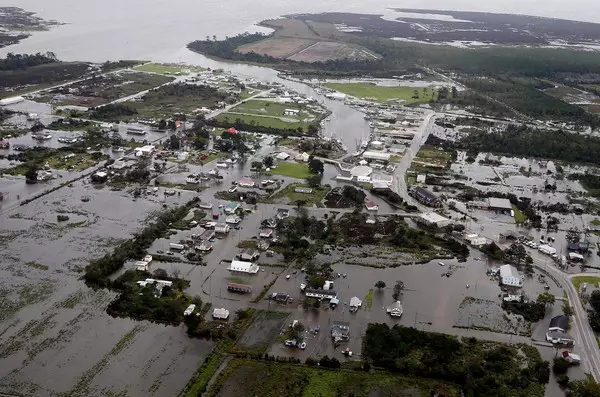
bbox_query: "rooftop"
[488,197,513,210]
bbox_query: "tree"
[537,292,555,306]
[25,165,38,182]
[263,156,274,168]
[308,157,324,174]
[168,134,181,150]
[305,174,322,188]
[375,281,386,291]
[158,119,167,130]
[153,268,168,279]
[392,280,404,301]
[570,377,600,397]
[590,290,600,313]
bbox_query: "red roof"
[227,127,237,134]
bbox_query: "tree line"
[0,52,57,71]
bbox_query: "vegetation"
[363,324,548,397]
[268,162,312,179]
[267,183,330,206]
[502,296,548,323]
[572,276,600,292]
[325,82,437,104]
[204,359,461,397]
[0,52,57,71]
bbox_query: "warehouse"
[417,212,450,228]
[488,198,513,213]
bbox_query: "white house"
[135,145,155,157]
[135,261,149,272]
[227,260,260,274]
[259,228,274,238]
[365,201,379,211]
[212,308,230,320]
[499,264,523,287]
[215,223,230,234]
[276,152,290,161]
[387,301,404,317]
[295,152,310,162]
[349,297,362,312]
[225,215,241,224]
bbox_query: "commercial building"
[417,212,450,228]
[227,260,260,274]
[499,264,523,287]
[362,151,391,162]
[488,197,513,213]
[413,187,441,208]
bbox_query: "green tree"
[308,157,324,174]
[392,280,404,301]
[537,292,555,306]
[570,377,600,397]
[375,281,386,290]
[263,156,274,168]
[25,165,38,182]
[305,174,322,188]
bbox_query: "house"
[416,174,427,184]
[349,297,362,312]
[135,261,149,272]
[365,201,379,211]
[265,218,278,228]
[569,252,584,262]
[276,152,290,161]
[215,223,230,234]
[199,202,213,209]
[283,108,300,116]
[239,248,259,261]
[417,212,450,228]
[91,171,108,183]
[200,229,215,241]
[271,292,290,302]
[186,175,199,184]
[225,215,241,224]
[238,178,255,188]
[136,278,173,296]
[549,315,569,333]
[330,296,340,307]
[370,140,384,150]
[212,308,230,320]
[259,228,274,239]
[110,159,130,170]
[224,202,240,215]
[294,187,313,194]
[295,152,310,162]
[331,321,350,342]
[196,241,213,252]
[227,283,252,294]
[37,170,53,181]
[277,208,290,220]
[387,301,404,317]
[323,281,334,290]
[227,260,260,274]
[464,234,488,247]
[499,264,523,287]
[546,330,575,345]
[304,288,337,300]
[135,145,155,157]
[413,187,441,207]
[488,197,513,213]
[258,240,271,250]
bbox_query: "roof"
[362,151,391,161]
[419,212,449,224]
[387,301,403,312]
[546,330,574,341]
[241,248,258,256]
[500,264,520,279]
[227,127,237,134]
[549,315,569,331]
[350,165,373,177]
[372,180,389,190]
[350,297,362,307]
[228,260,259,274]
[305,288,337,297]
[330,297,340,305]
[488,197,513,210]
[213,308,230,318]
[415,187,438,201]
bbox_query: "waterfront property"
[331,321,350,343]
[304,288,337,300]
[499,264,523,287]
[227,260,260,274]
[227,282,252,294]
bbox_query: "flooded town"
[2,3,600,397]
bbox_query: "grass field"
[325,82,437,104]
[216,113,312,131]
[268,183,329,206]
[572,276,600,292]
[268,162,312,179]
[134,63,202,75]
[206,360,460,397]
[413,146,452,168]
[512,205,527,223]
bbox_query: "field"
[572,276,600,292]
[512,205,527,223]
[134,63,203,75]
[233,311,289,355]
[288,41,378,63]
[33,71,174,107]
[412,146,452,169]
[206,360,460,397]
[325,82,437,104]
[238,38,316,58]
[268,162,312,179]
[268,183,330,206]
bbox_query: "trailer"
[169,243,185,251]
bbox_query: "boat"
[32,133,52,141]
[438,262,445,266]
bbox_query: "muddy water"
[0,180,214,396]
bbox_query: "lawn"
[268,162,312,179]
[572,276,600,292]
[324,82,437,104]
[134,63,202,75]
[512,205,527,223]
[216,112,312,131]
[591,219,600,226]
[365,288,373,309]
[206,359,460,397]
[268,183,330,206]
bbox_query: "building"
[417,212,450,228]
[135,261,149,272]
[362,151,391,162]
[365,201,379,211]
[416,174,426,184]
[539,245,557,256]
[215,223,230,234]
[225,215,241,224]
[196,241,213,252]
[464,234,487,247]
[227,260,260,274]
[265,218,278,228]
[371,180,390,192]
[323,281,334,290]
[283,108,300,116]
[212,308,230,320]
[413,187,441,207]
[227,282,252,294]
[294,187,313,194]
[91,171,108,183]
[276,208,290,219]
[239,248,259,261]
[295,152,310,162]
[349,297,362,312]
[569,252,584,262]
[549,315,569,333]
[304,288,337,300]
[135,145,155,157]
[350,165,373,180]
[259,228,274,238]
[546,330,575,345]
[370,140,384,150]
[499,264,523,287]
[271,292,290,302]
[331,321,350,342]
[238,178,255,188]
[488,197,513,213]
[224,202,240,215]
[386,301,404,317]
[184,304,196,316]
[276,152,290,161]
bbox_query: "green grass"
[591,219,600,226]
[268,162,312,179]
[268,183,329,206]
[572,276,600,292]
[183,340,234,397]
[324,82,437,104]
[134,63,202,75]
[365,289,373,309]
[512,205,528,223]
[216,112,312,131]
[206,359,460,397]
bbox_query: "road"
[392,110,436,211]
